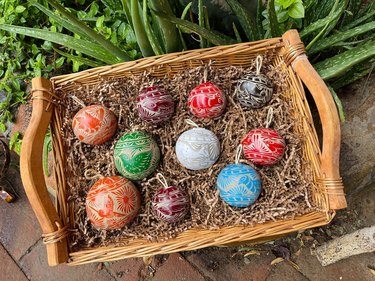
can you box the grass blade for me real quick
[101,0,123,13]
[328,85,345,122]
[331,60,374,89]
[314,39,375,80]
[46,0,132,61]
[178,2,192,51]
[29,0,93,42]
[226,0,260,41]
[232,22,242,43]
[267,0,282,37]
[155,12,237,45]
[300,0,345,38]
[0,24,120,65]
[308,21,375,55]
[342,9,375,31]
[53,47,104,68]
[256,0,264,38]
[148,0,181,53]
[198,0,207,48]
[143,0,163,55]
[121,0,134,30]
[131,0,154,57]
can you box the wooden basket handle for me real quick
[20,77,69,266]
[282,30,347,210]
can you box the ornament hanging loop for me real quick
[255,55,263,75]
[84,169,104,181]
[185,119,199,128]
[265,107,274,128]
[235,144,243,164]
[156,173,169,188]
[203,68,208,83]
[70,95,86,108]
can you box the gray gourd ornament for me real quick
[236,56,274,109]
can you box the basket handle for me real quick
[20,77,69,266]
[282,30,347,210]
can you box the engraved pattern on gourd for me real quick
[175,128,220,170]
[72,105,117,145]
[114,131,160,180]
[137,86,175,124]
[242,128,285,166]
[236,74,273,109]
[152,186,190,223]
[188,82,226,118]
[217,164,261,207]
[86,176,140,230]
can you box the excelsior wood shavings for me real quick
[59,59,316,250]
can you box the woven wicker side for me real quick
[20,77,69,266]
[282,30,346,210]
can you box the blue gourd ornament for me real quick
[216,145,261,207]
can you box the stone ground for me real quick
[1,76,374,281]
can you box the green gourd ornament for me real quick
[114,131,160,180]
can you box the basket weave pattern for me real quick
[20,30,346,266]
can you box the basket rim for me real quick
[21,30,344,266]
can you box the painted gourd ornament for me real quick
[236,56,273,109]
[137,86,175,124]
[217,164,261,207]
[242,128,286,166]
[175,127,220,170]
[86,176,141,230]
[72,105,117,145]
[114,131,160,180]
[152,175,190,223]
[188,82,226,119]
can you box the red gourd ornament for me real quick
[86,175,141,230]
[152,173,190,223]
[72,101,117,145]
[242,108,286,166]
[188,71,226,119]
[137,86,175,124]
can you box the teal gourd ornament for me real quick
[216,145,262,207]
[114,131,160,180]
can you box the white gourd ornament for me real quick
[175,120,220,170]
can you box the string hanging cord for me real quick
[255,55,263,75]
[265,107,274,128]
[156,173,169,188]
[235,144,243,164]
[84,169,104,180]
[70,95,86,108]
[185,119,199,128]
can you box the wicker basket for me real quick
[20,30,346,266]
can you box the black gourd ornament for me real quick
[236,56,274,109]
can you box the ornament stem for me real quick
[203,68,208,83]
[235,144,243,164]
[156,173,169,188]
[255,55,263,75]
[84,169,104,180]
[70,95,86,108]
[185,119,199,128]
[265,107,274,128]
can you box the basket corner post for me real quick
[20,76,70,266]
[281,30,347,210]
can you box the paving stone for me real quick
[19,240,114,281]
[105,258,143,281]
[0,168,42,260]
[185,247,274,281]
[266,262,308,281]
[295,248,375,281]
[0,243,28,281]
[152,253,205,281]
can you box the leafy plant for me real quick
[9,131,22,155]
